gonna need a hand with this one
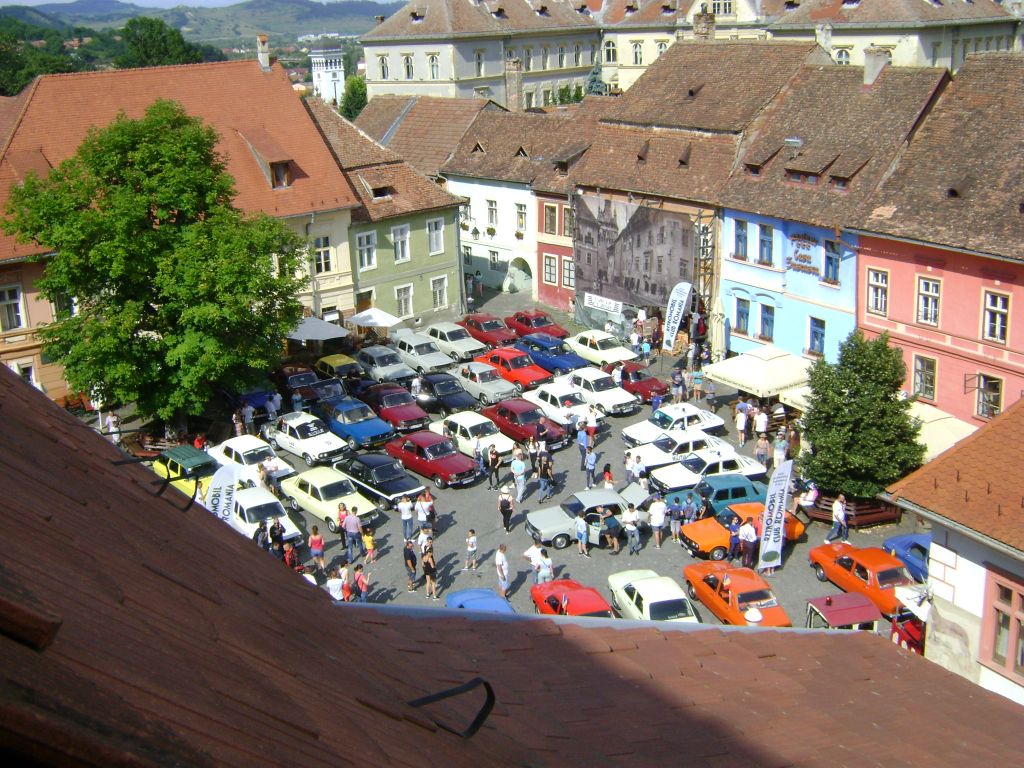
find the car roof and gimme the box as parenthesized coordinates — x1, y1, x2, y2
(657, 426, 717, 441)
(685, 562, 771, 592)
(515, 309, 549, 318)
(631, 575, 688, 600)
(572, 488, 626, 506)
(399, 431, 444, 447)
(535, 382, 578, 396)
(806, 593, 882, 626)
(651, 463, 701, 484)
(463, 361, 496, 373)
(292, 466, 347, 485)
(217, 435, 272, 451)
(422, 372, 457, 383)
(235, 487, 283, 506)
(445, 411, 490, 426)
(464, 313, 499, 321)
(280, 364, 314, 374)
(399, 332, 432, 344)
(160, 445, 217, 468)
(570, 368, 609, 380)
(700, 474, 753, 489)
(281, 411, 319, 425)
(578, 330, 613, 340)
(849, 547, 906, 570)
(685, 446, 739, 462)
(521, 333, 562, 346)
(327, 396, 368, 410)
(361, 345, 394, 357)
(883, 533, 931, 548)
(658, 402, 703, 417)
(427, 321, 463, 332)
(483, 347, 526, 358)
(351, 453, 396, 468)
(318, 354, 357, 366)
(367, 383, 406, 393)
(497, 398, 541, 412)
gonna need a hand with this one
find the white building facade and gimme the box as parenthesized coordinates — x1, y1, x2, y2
(310, 42, 346, 105)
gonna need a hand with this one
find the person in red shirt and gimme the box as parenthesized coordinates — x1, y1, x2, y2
(192, 433, 208, 451)
(353, 564, 371, 603)
(283, 542, 304, 573)
(307, 525, 326, 572)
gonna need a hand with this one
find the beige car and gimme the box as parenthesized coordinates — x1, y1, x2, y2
(279, 466, 379, 530)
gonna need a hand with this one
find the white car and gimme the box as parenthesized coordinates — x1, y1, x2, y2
(607, 569, 701, 624)
(208, 435, 294, 488)
(393, 331, 456, 373)
(455, 361, 517, 404)
(428, 411, 515, 463)
(260, 411, 349, 466)
(520, 382, 597, 427)
(425, 321, 487, 362)
(556, 368, 639, 416)
(646, 448, 765, 497)
(621, 402, 725, 447)
(627, 428, 729, 471)
(355, 345, 417, 385)
(564, 330, 638, 366)
(220, 487, 302, 543)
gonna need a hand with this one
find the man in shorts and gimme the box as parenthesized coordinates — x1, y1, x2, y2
(495, 543, 510, 598)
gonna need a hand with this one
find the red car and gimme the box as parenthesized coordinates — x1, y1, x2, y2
(505, 309, 569, 339)
(474, 348, 552, 392)
(271, 365, 321, 406)
(481, 398, 568, 447)
(602, 362, 670, 403)
(531, 579, 616, 618)
(358, 384, 430, 432)
(458, 313, 517, 348)
(384, 430, 477, 489)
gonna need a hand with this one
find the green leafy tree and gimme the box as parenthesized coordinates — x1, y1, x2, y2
(115, 17, 223, 69)
(339, 74, 366, 119)
(799, 330, 925, 498)
(3, 100, 305, 420)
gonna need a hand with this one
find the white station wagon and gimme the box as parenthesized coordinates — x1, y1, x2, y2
(425, 321, 487, 362)
(556, 369, 639, 416)
(393, 331, 456, 374)
(621, 403, 725, 447)
(428, 411, 516, 463)
(626, 427, 729, 471)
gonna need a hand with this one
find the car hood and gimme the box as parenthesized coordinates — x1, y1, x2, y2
(450, 338, 487, 353)
(480, 380, 517, 397)
(346, 418, 394, 440)
(300, 433, 347, 453)
(482, 329, 517, 344)
(552, 352, 589, 369)
(595, 387, 637, 407)
(740, 605, 792, 627)
(650, 464, 702, 492)
(377, 362, 418, 379)
(632, 378, 669, 395)
(417, 352, 454, 368)
(525, 505, 573, 535)
(513, 366, 551, 383)
(631, 444, 674, 468)
(478, 432, 515, 454)
(622, 420, 663, 444)
(426, 453, 477, 474)
(681, 517, 727, 546)
(381, 404, 429, 421)
(378, 473, 425, 497)
(438, 391, 478, 409)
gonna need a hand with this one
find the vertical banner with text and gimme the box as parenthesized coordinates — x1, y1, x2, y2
(757, 459, 793, 571)
(206, 464, 241, 519)
(662, 281, 693, 352)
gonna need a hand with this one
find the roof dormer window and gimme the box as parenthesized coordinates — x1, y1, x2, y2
(410, 7, 425, 22)
(625, 2, 638, 13)
(841, 0, 859, 6)
(830, 176, 849, 191)
(472, 142, 485, 153)
(678, 144, 692, 168)
(372, 185, 395, 200)
(271, 162, 290, 189)
(492, 6, 507, 19)
(515, 146, 529, 158)
(745, 163, 762, 177)
(686, 83, 704, 99)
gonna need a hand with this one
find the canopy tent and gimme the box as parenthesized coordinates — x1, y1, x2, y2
(287, 316, 350, 342)
(701, 345, 812, 399)
(348, 307, 401, 327)
(779, 386, 977, 463)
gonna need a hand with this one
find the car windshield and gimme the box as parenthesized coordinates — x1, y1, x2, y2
(344, 405, 375, 423)
(596, 338, 620, 351)
(481, 319, 504, 331)
(288, 372, 317, 387)
(630, 370, 651, 381)
(468, 421, 499, 438)
(372, 462, 406, 482)
(737, 590, 778, 609)
(650, 410, 675, 429)
(425, 441, 457, 459)
(518, 408, 542, 424)
(530, 315, 551, 326)
(415, 342, 441, 355)
(244, 502, 285, 525)
(447, 328, 470, 341)
(320, 479, 356, 499)
(649, 598, 695, 622)
(508, 355, 533, 369)
(877, 567, 916, 589)
(556, 343, 574, 355)
(590, 376, 615, 392)
(382, 392, 414, 407)
(434, 379, 462, 395)
(477, 369, 500, 383)
(581, 610, 614, 618)
(560, 496, 585, 517)
(296, 420, 328, 438)
(242, 447, 274, 464)
(652, 435, 676, 452)
(311, 380, 345, 398)
(680, 455, 709, 474)
(376, 352, 402, 367)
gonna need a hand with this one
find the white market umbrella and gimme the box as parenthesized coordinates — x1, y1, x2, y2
(702, 345, 811, 399)
(709, 294, 727, 362)
(348, 307, 401, 328)
(287, 315, 351, 342)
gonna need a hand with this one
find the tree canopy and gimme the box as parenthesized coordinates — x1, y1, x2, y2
(3, 100, 306, 420)
(799, 330, 925, 498)
(115, 17, 225, 69)
(339, 74, 366, 119)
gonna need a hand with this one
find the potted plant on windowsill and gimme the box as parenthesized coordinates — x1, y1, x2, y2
(486, 226, 496, 237)
(514, 230, 524, 240)
(460, 221, 469, 231)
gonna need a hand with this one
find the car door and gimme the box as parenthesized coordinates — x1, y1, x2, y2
(905, 543, 929, 581)
(295, 478, 311, 506)
(621, 584, 641, 620)
(700, 574, 727, 622)
(831, 555, 858, 592)
(584, 511, 604, 545)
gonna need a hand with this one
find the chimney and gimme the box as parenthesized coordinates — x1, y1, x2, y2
(257, 34, 271, 71)
(504, 56, 523, 112)
(863, 46, 888, 86)
(693, 3, 716, 42)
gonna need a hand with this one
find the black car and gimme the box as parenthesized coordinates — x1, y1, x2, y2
(414, 373, 477, 416)
(332, 453, 425, 510)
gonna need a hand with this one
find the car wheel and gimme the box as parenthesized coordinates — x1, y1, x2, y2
(303, 453, 314, 467)
(326, 517, 338, 533)
(269, 438, 279, 449)
(552, 533, 570, 550)
(514, 382, 524, 394)
(440, 407, 450, 418)
(288, 497, 300, 512)
(710, 546, 727, 561)
(379, 498, 393, 511)
(554, 368, 565, 376)
(347, 437, 358, 451)
(246, 479, 256, 489)
(686, 581, 697, 599)
(813, 563, 828, 582)
(378, 377, 385, 383)
(433, 475, 448, 490)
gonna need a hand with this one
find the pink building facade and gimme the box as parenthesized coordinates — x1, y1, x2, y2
(535, 193, 576, 312)
(857, 234, 1024, 424)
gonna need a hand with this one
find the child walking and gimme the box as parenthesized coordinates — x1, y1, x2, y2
(361, 526, 376, 564)
(463, 529, 478, 571)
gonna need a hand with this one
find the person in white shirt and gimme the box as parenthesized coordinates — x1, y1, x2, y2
(523, 543, 544, 583)
(536, 549, 554, 584)
(611, 364, 623, 387)
(324, 568, 346, 602)
(647, 495, 668, 549)
(623, 504, 642, 555)
(495, 544, 510, 598)
(738, 517, 759, 568)
(397, 495, 415, 541)
(753, 408, 769, 436)
(826, 494, 848, 543)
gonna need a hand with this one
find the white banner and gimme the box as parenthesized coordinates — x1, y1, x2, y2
(757, 459, 793, 571)
(583, 292, 623, 315)
(661, 281, 693, 351)
(205, 464, 241, 520)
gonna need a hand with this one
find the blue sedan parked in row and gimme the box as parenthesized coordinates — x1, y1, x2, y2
(515, 333, 589, 376)
(315, 395, 394, 450)
(444, 588, 517, 615)
(883, 533, 931, 583)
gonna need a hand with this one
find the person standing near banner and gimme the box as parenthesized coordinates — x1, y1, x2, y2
(739, 517, 758, 569)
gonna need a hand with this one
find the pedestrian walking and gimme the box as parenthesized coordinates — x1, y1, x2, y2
(362, 526, 376, 564)
(307, 525, 326, 572)
(526, 436, 539, 476)
(536, 548, 554, 584)
(623, 504, 642, 555)
(523, 542, 544, 584)
(704, 378, 716, 407)
(475, 270, 484, 298)
(474, 438, 486, 476)
(495, 543, 510, 598)
(498, 485, 515, 533)
(755, 433, 770, 468)
(728, 514, 741, 562)
(511, 453, 527, 503)
(651, 391, 664, 413)
(641, 337, 651, 365)
(105, 411, 122, 447)
(611, 363, 623, 387)
(538, 457, 555, 501)
(291, 391, 304, 413)
(772, 432, 788, 470)
(739, 517, 758, 568)
(343, 508, 364, 563)
(264, 394, 278, 424)
(336, 502, 350, 548)
(325, 567, 347, 603)
(753, 407, 769, 437)
(585, 406, 599, 442)
(463, 529, 478, 571)
(825, 494, 849, 543)
(232, 409, 245, 437)
(487, 445, 502, 489)
(575, 511, 590, 557)
(397, 495, 415, 541)
(623, 452, 636, 485)
(403, 540, 418, 592)
(422, 544, 438, 600)
(353, 564, 371, 602)
(584, 446, 598, 489)
(576, 425, 589, 470)
(602, 463, 615, 490)
(670, 367, 684, 404)
(692, 369, 704, 401)
(682, 492, 699, 525)
(629, 328, 640, 355)
(648, 494, 667, 548)
(668, 496, 683, 543)
(415, 492, 433, 538)
(735, 408, 748, 447)
(241, 402, 256, 435)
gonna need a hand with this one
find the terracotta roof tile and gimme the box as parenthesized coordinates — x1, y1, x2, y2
(773, 0, 1012, 27)
(599, 0, 693, 26)
(364, 0, 598, 40)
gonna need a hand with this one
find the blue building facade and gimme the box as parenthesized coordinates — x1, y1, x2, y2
(718, 209, 857, 363)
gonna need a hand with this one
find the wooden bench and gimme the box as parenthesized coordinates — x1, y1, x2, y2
(805, 494, 902, 529)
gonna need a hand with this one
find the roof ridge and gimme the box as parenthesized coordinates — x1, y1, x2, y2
(35, 58, 256, 81)
(380, 96, 420, 146)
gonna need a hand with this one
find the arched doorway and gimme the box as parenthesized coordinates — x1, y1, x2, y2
(504, 257, 533, 296)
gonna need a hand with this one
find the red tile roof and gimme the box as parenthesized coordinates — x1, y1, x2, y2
(363, 0, 598, 40)
(599, 0, 693, 26)
(773, 0, 1012, 27)
(0, 61, 358, 263)
(886, 397, 1024, 554)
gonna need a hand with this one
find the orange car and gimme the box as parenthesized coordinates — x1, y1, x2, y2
(680, 502, 805, 561)
(683, 561, 792, 626)
(807, 543, 918, 618)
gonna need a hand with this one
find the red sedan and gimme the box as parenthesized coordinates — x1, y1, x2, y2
(474, 348, 552, 392)
(531, 579, 616, 618)
(602, 362, 670, 403)
(505, 310, 569, 339)
(358, 384, 430, 432)
(457, 313, 517, 348)
(384, 430, 478, 489)
(481, 398, 568, 447)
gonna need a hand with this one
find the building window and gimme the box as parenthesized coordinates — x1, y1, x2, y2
(53, 293, 77, 319)
(758, 224, 773, 266)
(562, 258, 575, 288)
(427, 218, 444, 254)
(912, 356, 936, 401)
(395, 285, 413, 318)
(573, 43, 582, 66)
(809, 317, 826, 356)
(487, 200, 498, 227)
(392, 225, 410, 263)
(430, 275, 448, 309)
(543, 254, 557, 284)
(562, 206, 574, 238)
(823, 240, 840, 283)
(313, 236, 332, 274)
(462, 245, 472, 265)
(604, 40, 617, 64)
(0, 285, 24, 331)
(270, 162, 290, 189)
(429, 54, 440, 80)
(356, 232, 377, 270)
(509, 204, 524, 233)
(711, 0, 733, 12)
(977, 374, 1002, 418)
(632, 42, 643, 66)
(917, 277, 940, 326)
(543, 204, 558, 235)
(488, 250, 500, 269)
(506, 47, 515, 60)
(524, 91, 535, 109)
(403, 55, 414, 79)
(558, 46, 566, 68)
(541, 47, 549, 69)
(735, 298, 749, 335)
(867, 269, 888, 316)
(378, 56, 389, 80)
(590, 43, 598, 65)
(656, 41, 668, 57)
(733, 219, 747, 260)
(542, 89, 552, 106)
(983, 291, 1009, 344)
(524, 48, 533, 71)
(760, 304, 774, 341)
(835, 49, 850, 65)
(982, 570, 1024, 682)
(475, 51, 484, 77)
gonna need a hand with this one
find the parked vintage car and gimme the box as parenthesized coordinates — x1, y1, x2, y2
(222, 487, 302, 543)
(313, 354, 363, 382)
(505, 310, 569, 339)
(412, 372, 477, 416)
(457, 313, 517, 348)
(676, 448, 767, 481)
(808, 543, 923, 619)
(331, 453, 425, 510)
(480, 399, 568, 448)
(608, 569, 702, 623)
(564, 330, 637, 366)
(525, 489, 644, 550)
(621, 403, 726, 447)
(531, 579, 616, 619)
(270, 365, 322, 407)
(474, 348, 552, 392)
(208, 435, 294, 488)
(555, 368, 639, 416)
(151, 445, 220, 503)
(307, 378, 346, 403)
(883, 533, 931, 583)
(424, 321, 487, 361)
(393, 331, 456, 374)
(520, 382, 596, 427)
(355, 345, 417, 387)
(445, 588, 516, 614)
(358, 383, 431, 432)
(693, 475, 769, 516)
(454, 361, 517, 405)
(427, 412, 515, 463)
(680, 502, 805, 561)
(602, 362, 669, 403)
(279, 467, 378, 530)
(683, 562, 792, 626)
(259, 411, 349, 466)
(384, 430, 478, 489)
(314, 395, 394, 450)
(514, 333, 589, 376)
(627, 427, 729, 471)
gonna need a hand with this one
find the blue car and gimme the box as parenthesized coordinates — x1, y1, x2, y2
(315, 395, 394, 450)
(444, 588, 516, 615)
(883, 533, 931, 583)
(515, 333, 590, 376)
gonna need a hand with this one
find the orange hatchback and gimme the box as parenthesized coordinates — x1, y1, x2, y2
(807, 543, 918, 618)
(680, 502, 805, 561)
(683, 561, 792, 626)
